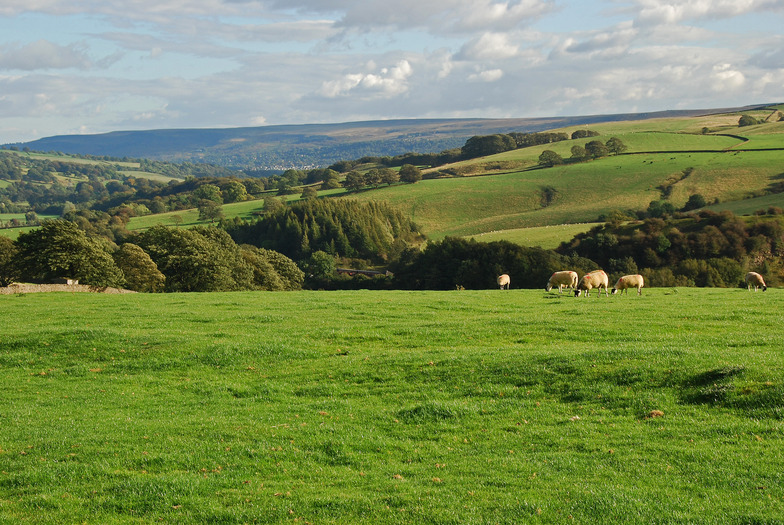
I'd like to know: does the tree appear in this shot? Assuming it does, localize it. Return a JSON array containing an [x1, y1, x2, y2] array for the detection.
[[320, 171, 342, 190], [738, 114, 759, 127], [0, 235, 20, 286], [263, 196, 286, 214], [343, 171, 366, 192], [14, 220, 124, 287], [364, 169, 382, 188], [399, 164, 422, 183], [461, 134, 516, 159], [301, 186, 318, 199], [221, 180, 248, 203], [198, 199, 224, 223], [571, 130, 599, 139], [305, 250, 337, 279], [585, 140, 609, 159], [135, 225, 254, 292], [605, 137, 627, 155], [193, 183, 223, 204], [570, 145, 588, 161], [113, 243, 165, 292], [682, 193, 707, 212], [538, 150, 564, 167], [379, 167, 399, 185]]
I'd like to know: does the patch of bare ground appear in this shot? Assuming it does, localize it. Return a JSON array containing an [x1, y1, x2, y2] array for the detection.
[[0, 284, 136, 294]]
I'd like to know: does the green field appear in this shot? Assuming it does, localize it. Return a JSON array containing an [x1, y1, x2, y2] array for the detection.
[[467, 223, 601, 249], [9, 151, 142, 169], [354, 146, 784, 238], [340, 115, 784, 239], [1, 289, 783, 523]]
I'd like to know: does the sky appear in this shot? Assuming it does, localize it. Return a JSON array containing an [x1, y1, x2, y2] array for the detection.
[[1, 0, 783, 143]]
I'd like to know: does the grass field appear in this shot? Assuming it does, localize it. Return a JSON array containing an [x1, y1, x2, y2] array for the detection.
[[467, 223, 601, 249], [354, 146, 784, 238], [1, 289, 783, 524]]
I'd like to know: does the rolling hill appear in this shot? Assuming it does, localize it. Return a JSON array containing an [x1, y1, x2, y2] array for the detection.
[[348, 107, 784, 239], [6, 106, 762, 170]]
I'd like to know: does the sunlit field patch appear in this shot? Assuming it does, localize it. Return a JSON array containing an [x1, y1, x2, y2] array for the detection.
[[1, 288, 783, 523]]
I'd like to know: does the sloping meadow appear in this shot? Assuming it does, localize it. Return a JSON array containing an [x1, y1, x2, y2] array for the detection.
[[1, 288, 783, 523]]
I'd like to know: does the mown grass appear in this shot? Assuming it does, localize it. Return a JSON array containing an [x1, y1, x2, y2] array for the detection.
[[1, 289, 783, 523]]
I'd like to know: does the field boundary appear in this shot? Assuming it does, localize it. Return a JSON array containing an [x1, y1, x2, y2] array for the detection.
[[0, 283, 136, 294]]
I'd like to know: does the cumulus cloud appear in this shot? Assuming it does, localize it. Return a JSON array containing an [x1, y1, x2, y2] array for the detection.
[[317, 59, 413, 98], [1, 0, 782, 143], [278, 0, 556, 34], [468, 69, 504, 82], [457, 33, 520, 61], [633, 0, 783, 26]]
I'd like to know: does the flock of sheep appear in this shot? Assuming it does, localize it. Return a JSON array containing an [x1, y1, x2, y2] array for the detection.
[[495, 270, 768, 295]]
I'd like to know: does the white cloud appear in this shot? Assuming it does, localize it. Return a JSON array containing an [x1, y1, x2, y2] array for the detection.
[[469, 69, 504, 82], [1, 0, 783, 143], [458, 33, 520, 61], [633, 0, 783, 26], [317, 59, 413, 98], [711, 63, 746, 92]]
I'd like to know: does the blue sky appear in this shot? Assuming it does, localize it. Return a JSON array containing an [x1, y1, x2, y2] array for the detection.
[[1, 0, 782, 143]]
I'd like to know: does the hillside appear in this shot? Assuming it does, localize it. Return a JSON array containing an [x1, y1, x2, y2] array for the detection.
[[6, 107, 754, 170], [349, 107, 784, 239]]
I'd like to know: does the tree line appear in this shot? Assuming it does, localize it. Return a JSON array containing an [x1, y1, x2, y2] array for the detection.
[[557, 210, 784, 288], [0, 220, 303, 292]]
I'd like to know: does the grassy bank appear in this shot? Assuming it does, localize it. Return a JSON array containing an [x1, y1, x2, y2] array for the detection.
[[1, 289, 783, 523]]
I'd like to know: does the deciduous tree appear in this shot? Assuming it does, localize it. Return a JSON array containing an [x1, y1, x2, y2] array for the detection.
[[113, 243, 165, 292], [14, 220, 124, 287], [399, 164, 422, 183]]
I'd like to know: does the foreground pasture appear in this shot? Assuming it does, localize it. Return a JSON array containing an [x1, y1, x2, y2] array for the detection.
[[1, 289, 783, 523]]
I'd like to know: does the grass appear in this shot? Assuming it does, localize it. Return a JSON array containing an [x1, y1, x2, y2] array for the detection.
[[1, 289, 783, 523], [7, 150, 142, 169], [466, 223, 601, 248], [342, 113, 784, 239], [354, 147, 784, 238]]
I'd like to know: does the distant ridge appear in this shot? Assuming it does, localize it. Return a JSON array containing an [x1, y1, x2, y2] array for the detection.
[[7, 105, 769, 169]]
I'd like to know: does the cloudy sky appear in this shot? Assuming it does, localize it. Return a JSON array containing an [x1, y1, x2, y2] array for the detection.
[[1, 0, 783, 142]]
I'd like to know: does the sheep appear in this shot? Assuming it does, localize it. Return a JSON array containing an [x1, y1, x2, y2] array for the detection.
[[545, 271, 578, 293], [574, 270, 609, 297], [612, 274, 644, 295], [745, 272, 767, 292], [497, 274, 510, 290]]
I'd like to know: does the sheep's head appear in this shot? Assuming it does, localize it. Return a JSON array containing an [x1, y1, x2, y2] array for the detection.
[[611, 288, 618, 294]]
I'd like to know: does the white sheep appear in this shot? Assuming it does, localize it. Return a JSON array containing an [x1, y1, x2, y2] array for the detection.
[[574, 270, 609, 297], [497, 274, 510, 290], [745, 272, 767, 292], [546, 271, 578, 293], [612, 274, 644, 295]]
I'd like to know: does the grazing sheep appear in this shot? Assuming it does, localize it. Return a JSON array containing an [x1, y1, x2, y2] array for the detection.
[[612, 274, 644, 295], [574, 270, 609, 297], [497, 274, 510, 290], [546, 271, 578, 293], [745, 272, 767, 292]]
